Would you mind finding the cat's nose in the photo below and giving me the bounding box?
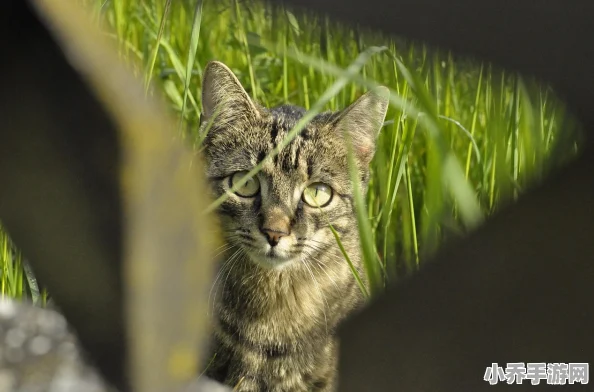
[261,228,289,247]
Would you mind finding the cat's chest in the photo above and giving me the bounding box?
[215,304,330,367]
[219,278,329,345]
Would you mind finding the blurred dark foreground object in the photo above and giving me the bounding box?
[0,1,592,392]
[337,146,594,391]
[0,0,221,391]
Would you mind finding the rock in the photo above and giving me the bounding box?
[0,299,231,392]
[0,298,110,391]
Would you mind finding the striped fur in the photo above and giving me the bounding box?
[199,61,388,391]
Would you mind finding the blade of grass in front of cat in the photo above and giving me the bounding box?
[345,134,383,295]
[311,197,369,298]
[195,105,224,150]
[328,225,369,298]
[197,353,217,380]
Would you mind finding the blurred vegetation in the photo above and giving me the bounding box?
[0,0,582,299]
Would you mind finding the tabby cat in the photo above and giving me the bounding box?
[200,61,389,392]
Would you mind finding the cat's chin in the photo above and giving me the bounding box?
[247,252,297,270]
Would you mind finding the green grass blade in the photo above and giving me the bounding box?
[328,225,369,298]
[179,0,204,132]
[144,0,171,94]
[345,133,382,295]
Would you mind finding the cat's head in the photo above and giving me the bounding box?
[200,61,389,270]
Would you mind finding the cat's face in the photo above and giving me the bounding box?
[200,61,388,270]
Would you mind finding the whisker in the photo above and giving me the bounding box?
[208,246,242,316]
[213,247,246,314]
[302,244,350,268]
[300,256,329,337]
[212,242,237,258]
[308,254,341,292]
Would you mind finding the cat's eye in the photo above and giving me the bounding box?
[302,183,333,207]
[230,171,260,197]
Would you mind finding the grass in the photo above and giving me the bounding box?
[0,0,582,299]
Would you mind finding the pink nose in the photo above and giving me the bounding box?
[261,228,289,247]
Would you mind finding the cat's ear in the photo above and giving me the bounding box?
[333,87,390,165]
[201,61,260,124]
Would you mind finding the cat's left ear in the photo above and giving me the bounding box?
[200,61,261,125]
[333,87,390,165]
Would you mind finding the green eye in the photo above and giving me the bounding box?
[230,171,260,197]
[302,183,333,207]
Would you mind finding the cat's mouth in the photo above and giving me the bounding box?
[265,247,282,258]
[247,247,296,269]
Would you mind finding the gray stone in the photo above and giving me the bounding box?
[0,299,231,392]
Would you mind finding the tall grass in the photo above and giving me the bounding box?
[0,0,582,299]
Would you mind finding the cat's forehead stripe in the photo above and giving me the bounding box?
[270,120,280,147]
[266,111,313,176]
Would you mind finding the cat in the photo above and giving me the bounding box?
[199,60,389,392]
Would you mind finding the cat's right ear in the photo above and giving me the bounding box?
[200,61,260,125]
